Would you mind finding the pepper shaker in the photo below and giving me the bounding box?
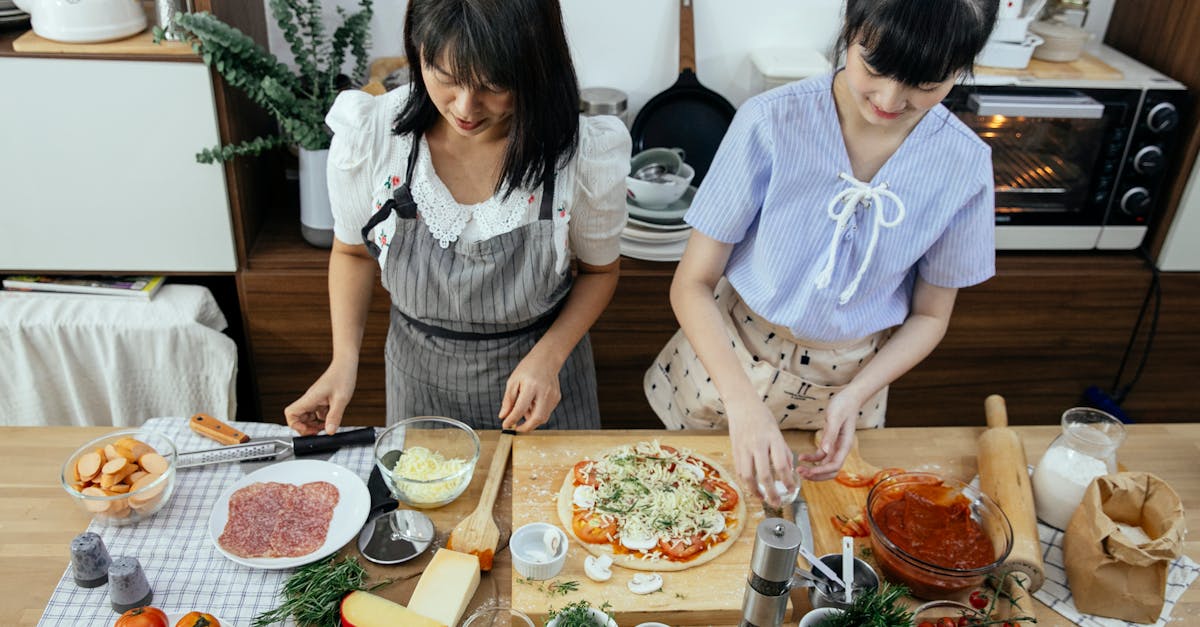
[109,556,153,613]
[69,532,111,588]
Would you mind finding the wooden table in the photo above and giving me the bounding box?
[4,425,1198,626]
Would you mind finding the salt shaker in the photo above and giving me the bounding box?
[109,556,153,613]
[1031,407,1126,530]
[70,532,111,588]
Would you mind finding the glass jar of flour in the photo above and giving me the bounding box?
[1031,407,1126,530]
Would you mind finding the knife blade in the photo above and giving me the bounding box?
[178,414,378,469]
[793,484,816,559]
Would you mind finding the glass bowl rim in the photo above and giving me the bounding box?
[865,471,1013,576]
[59,428,177,501]
[373,415,481,485]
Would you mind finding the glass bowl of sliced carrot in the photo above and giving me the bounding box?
[60,429,177,526]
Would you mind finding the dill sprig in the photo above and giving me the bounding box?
[251,555,385,627]
[516,577,580,597]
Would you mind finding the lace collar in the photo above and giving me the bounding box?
[407,137,535,248]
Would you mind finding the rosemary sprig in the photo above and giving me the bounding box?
[515,577,580,597]
[819,583,914,627]
[251,555,385,627]
[546,600,614,627]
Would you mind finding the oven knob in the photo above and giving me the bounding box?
[1120,187,1152,216]
[1132,145,1165,175]
[1146,102,1179,133]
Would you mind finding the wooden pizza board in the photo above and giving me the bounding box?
[976,52,1123,81]
[512,433,793,626]
[11,28,195,57]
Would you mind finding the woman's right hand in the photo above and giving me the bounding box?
[284,360,359,436]
[727,398,796,508]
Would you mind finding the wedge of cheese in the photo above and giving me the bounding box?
[407,548,480,626]
[340,591,445,627]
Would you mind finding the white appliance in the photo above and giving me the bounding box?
[749,47,831,94]
[1156,157,1200,271]
[12,0,146,44]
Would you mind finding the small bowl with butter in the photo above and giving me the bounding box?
[511,522,568,580]
[374,416,480,509]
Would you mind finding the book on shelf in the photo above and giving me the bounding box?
[1,275,166,300]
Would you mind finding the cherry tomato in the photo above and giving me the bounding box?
[114,607,169,627]
[175,612,220,627]
[835,470,874,487]
[871,467,906,485]
[956,617,971,627]
[937,618,957,627]
[969,589,990,609]
[702,478,739,512]
[917,622,936,627]
[573,460,599,487]
[571,511,616,544]
[657,533,705,560]
[831,513,870,537]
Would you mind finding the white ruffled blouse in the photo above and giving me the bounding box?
[326,85,632,274]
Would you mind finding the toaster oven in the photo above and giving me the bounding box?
[945,84,1188,250]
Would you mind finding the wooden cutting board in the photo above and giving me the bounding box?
[799,434,882,562]
[512,433,791,626]
[11,28,195,57]
[977,52,1123,81]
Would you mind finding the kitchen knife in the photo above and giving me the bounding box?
[177,415,377,469]
[793,487,816,559]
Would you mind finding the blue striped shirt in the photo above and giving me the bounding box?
[685,73,995,343]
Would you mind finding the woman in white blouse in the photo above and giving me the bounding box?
[285,0,631,435]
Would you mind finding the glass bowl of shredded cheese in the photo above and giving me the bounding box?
[374,416,480,509]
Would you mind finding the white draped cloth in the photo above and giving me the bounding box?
[0,285,237,426]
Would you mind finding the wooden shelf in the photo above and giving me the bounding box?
[0,24,198,63]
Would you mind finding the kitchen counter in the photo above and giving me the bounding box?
[4,424,1198,626]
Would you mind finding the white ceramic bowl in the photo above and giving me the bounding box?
[510,522,568,580]
[547,608,618,627]
[798,606,843,627]
[627,163,695,209]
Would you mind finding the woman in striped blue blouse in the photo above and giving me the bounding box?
[645,0,999,505]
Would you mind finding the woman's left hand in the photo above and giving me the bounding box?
[498,350,563,432]
[798,391,863,481]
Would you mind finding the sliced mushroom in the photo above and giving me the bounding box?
[628,572,663,595]
[584,554,613,582]
[573,484,597,509]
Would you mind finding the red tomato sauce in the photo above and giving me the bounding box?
[875,484,994,569]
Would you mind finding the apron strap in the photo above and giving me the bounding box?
[396,288,568,340]
[361,131,424,258]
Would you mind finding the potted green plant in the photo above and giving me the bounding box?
[156,0,374,247]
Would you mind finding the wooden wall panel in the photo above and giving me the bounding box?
[1118,273,1200,422]
[1106,0,1200,259]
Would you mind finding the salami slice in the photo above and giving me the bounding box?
[219,480,340,559]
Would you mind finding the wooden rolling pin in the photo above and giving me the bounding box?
[979,394,1045,593]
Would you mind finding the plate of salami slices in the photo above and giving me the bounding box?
[208,459,370,569]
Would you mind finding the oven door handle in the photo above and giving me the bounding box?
[967,93,1105,119]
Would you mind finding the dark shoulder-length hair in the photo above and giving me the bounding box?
[834,0,998,86]
[394,0,580,198]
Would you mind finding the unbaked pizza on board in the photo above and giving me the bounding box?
[557,440,746,572]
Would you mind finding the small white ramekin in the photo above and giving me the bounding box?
[510,522,568,580]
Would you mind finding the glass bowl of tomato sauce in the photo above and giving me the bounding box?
[865,472,1012,600]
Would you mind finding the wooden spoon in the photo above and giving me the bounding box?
[446,429,514,571]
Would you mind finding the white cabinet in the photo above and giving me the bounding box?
[1158,156,1200,271]
[0,57,237,272]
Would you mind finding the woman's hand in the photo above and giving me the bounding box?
[498,348,563,432]
[727,398,796,508]
[798,390,863,481]
[284,360,359,436]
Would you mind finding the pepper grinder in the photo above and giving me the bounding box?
[741,517,803,627]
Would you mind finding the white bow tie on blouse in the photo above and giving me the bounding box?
[814,172,907,304]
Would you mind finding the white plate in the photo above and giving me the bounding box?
[626,186,695,225]
[208,459,370,570]
[621,223,692,244]
[620,236,688,262]
[166,612,235,626]
[627,215,691,232]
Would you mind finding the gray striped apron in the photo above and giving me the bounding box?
[360,131,601,430]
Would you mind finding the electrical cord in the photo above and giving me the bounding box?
[1106,249,1163,410]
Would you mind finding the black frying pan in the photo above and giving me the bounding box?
[630,0,736,187]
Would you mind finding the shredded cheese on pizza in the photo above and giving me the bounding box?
[576,441,734,558]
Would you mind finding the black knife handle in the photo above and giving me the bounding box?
[294,427,377,456]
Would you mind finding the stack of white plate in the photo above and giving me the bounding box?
[620,186,695,262]
[0,0,30,28]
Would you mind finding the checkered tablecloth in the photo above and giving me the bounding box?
[1033,522,1200,627]
[38,417,375,627]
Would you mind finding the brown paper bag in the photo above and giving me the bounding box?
[1063,472,1185,623]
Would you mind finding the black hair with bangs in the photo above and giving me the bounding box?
[835,0,998,86]
[394,0,580,199]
